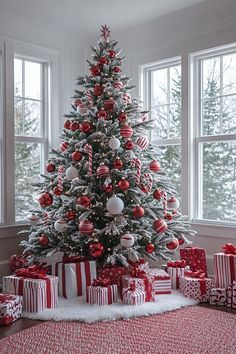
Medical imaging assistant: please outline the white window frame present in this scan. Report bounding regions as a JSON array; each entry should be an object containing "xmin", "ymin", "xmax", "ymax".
[
  {"xmin": 0, "ymin": 41, "xmax": 4, "ymax": 224},
  {"xmin": 190, "ymin": 43, "xmax": 236, "ymax": 227},
  {"xmin": 0, "ymin": 39, "xmax": 60, "ymax": 227}
]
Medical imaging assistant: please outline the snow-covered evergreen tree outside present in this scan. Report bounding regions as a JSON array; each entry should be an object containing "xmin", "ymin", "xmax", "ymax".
[{"xmin": 21, "ymin": 26, "xmax": 195, "ymax": 266}]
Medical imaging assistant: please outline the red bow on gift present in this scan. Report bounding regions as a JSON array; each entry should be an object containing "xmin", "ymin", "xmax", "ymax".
[
  {"xmin": 0, "ymin": 294, "xmax": 16, "ymax": 303},
  {"xmin": 222, "ymin": 243, "xmax": 236, "ymax": 255},
  {"xmin": 184, "ymin": 270, "xmax": 206, "ymax": 279},
  {"xmin": 123, "ymin": 283, "xmax": 136, "ymax": 295},
  {"xmin": 15, "ymin": 266, "xmax": 47, "ymax": 279},
  {"xmin": 167, "ymin": 260, "xmax": 186, "ymax": 268},
  {"xmin": 63, "ymin": 255, "xmax": 88, "ymax": 263},
  {"xmin": 92, "ymin": 278, "xmax": 111, "ymax": 287},
  {"xmin": 128, "ymin": 258, "xmax": 145, "ymax": 266},
  {"xmin": 129, "ymin": 267, "xmax": 147, "ymax": 278}
]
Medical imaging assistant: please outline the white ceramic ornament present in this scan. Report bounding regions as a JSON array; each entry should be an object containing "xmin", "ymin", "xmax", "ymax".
[
  {"xmin": 66, "ymin": 166, "xmax": 78, "ymax": 180},
  {"xmin": 108, "ymin": 137, "xmax": 120, "ymax": 150},
  {"xmin": 106, "ymin": 196, "xmax": 124, "ymax": 215},
  {"xmin": 77, "ymin": 104, "xmax": 87, "ymax": 115},
  {"xmin": 54, "ymin": 219, "xmax": 68, "ymax": 232},
  {"xmin": 167, "ymin": 196, "xmax": 180, "ymax": 210},
  {"xmin": 27, "ymin": 214, "xmax": 40, "ymax": 226},
  {"xmin": 120, "ymin": 234, "xmax": 134, "ymax": 248}
]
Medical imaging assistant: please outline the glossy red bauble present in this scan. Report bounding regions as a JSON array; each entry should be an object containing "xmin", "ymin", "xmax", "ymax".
[
  {"xmin": 118, "ymin": 178, "xmax": 130, "ymax": 191},
  {"xmin": 94, "ymin": 85, "xmax": 103, "ymax": 96},
  {"xmin": 113, "ymin": 66, "xmax": 121, "ymax": 73},
  {"xmin": 113, "ymin": 158, "xmax": 123, "ymax": 170},
  {"xmin": 77, "ymin": 195, "xmax": 91, "ymax": 208},
  {"xmin": 145, "ymin": 243, "xmax": 155, "ymax": 253},
  {"xmin": 90, "ymin": 65, "xmax": 101, "ymax": 76},
  {"xmin": 79, "ymin": 121, "xmax": 92, "ymax": 133},
  {"xmin": 97, "ymin": 165, "xmax": 110, "ymax": 178},
  {"xmin": 153, "ymin": 218, "xmax": 168, "ymax": 234},
  {"xmin": 99, "ymin": 56, "xmax": 108, "ymax": 65},
  {"xmin": 133, "ymin": 205, "xmax": 145, "ymax": 218},
  {"xmin": 97, "ymin": 109, "xmax": 108, "ymax": 119},
  {"xmin": 108, "ymin": 50, "xmax": 116, "ymax": 58},
  {"xmin": 66, "ymin": 210, "xmax": 76, "ymax": 220},
  {"xmin": 63, "ymin": 120, "xmax": 71, "ymax": 129},
  {"xmin": 39, "ymin": 192, "xmax": 53, "ymax": 208},
  {"xmin": 118, "ymin": 112, "xmax": 127, "ymax": 122},
  {"xmin": 120, "ymin": 125, "xmax": 133, "ymax": 139},
  {"xmin": 79, "ymin": 219, "xmax": 94, "ymax": 235},
  {"xmin": 124, "ymin": 140, "xmax": 134, "ymax": 150},
  {"xmin": 153, "ymin": 189, "xmax": 163, "ymax": 200},
  {"xmin": 104, "ymin": 97, "xmax": 115, "ymax": 111},
  {"xmin": 53, "ymin": 186, "xmax": 62, "ymax": 196},
  {"xmin": 39, "ymin": 234, "xmax": 49, "ymax": 247},
  {"xmin": 150, "ymin": 160, "xmax": 161, "ymax": 172},
  {"xmin": 166, "ymin": 239, "xmax": 179, "ymax": 250},
  {"xmin": 71, "ymin": 151, "xmax": 82, "ymax": 162},
  {"xmin": 89, "ymin": 242, "xmax": 104, "ymax": 258},
  {"xmin": 70, "ymin": 121, "xmax": 80, "ymax": 131},
  {"xmin": 141, "ymin": 186, "xmax": 148, "ymax": 194},
  {"xmin": 60, "ymin": 141, "xmax": 69, "ymax": 152},
  {"xmin": 103, "ymin": 184, "xmax": 113, "ymax": 193},
  {"xmin": 46, "ymin": 163, "xmax": 55, "ymax": 173},
  {"xmin": 164, "ymin": 213, "xmax": 173, "ymax": 221}
]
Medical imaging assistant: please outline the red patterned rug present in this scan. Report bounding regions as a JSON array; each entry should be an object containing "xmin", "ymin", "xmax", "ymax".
[{"xmin": 0, "ymin": 306, "xmax": 235, "ymax": 354}]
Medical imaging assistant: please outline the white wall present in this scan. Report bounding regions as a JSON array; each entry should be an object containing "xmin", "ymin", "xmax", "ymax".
[{"xmin": 112, "ymin": 0, "xmax": 236, "ymax": 275}]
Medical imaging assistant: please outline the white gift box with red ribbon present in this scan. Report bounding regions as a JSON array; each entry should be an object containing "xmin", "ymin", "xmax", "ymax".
[
  {"xmin": 0, "ymin": 293, "xmax": 23, "ymax": 325},
  {"xmin": 214, "ymin": 252, "xmax": 236, "ymax": 288},
  {"xmin": 86, "ymin": 283, "xmax": 118, "ymax": 305},
  {"xmin": 210, "ymin": 288, "xmax": 226, "ymax": 306},
  {"xmin": 179, "ymin": 275, "xmax": 215, "ymax": 302},
  {"xmin": 149, "ymin": 268, "xmax": 171, "ymax": 294},
  {"xmin": 122, "ymin": 287, "xmax": 146, "ymax": 306}
]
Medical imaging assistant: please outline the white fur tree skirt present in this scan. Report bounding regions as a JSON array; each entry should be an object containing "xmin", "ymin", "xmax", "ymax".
[{"xmin": 23, "ymin": 291, "xmax": 197, "ymax": 323}]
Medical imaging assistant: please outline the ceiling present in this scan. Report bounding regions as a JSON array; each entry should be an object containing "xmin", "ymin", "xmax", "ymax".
[{"xmin": 0, "ymin": 0, "xmax": 209, "ymax": 42}]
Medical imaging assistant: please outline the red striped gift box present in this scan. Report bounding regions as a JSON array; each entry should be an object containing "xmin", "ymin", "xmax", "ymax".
[
  {"xmin": 149, "ymin": 269, "xmax": 171, "ymax": 294},
  {"xmin": 86, "ymin": 284, "xmax": 117, "ymax": 305},
  {"xmin": 122, "ymin": 288, "xmax": 145, "ymax": 306},
  {"xmin": 214, "ymin": 253, "xmax": 236, "ymax": 288}
]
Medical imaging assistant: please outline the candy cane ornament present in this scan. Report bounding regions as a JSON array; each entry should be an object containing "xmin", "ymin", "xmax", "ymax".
[
  {"xmin": 58, "ymin": 165, "xmax": 65, "ymax": 191},
  {"xmin": 143, "ymin": 173, "xmax": 153, "ymax": 193},
  {"xmin": 43, "ymin": 212, "xmax": 48, "ymax": 227},
  {"xmin": 131, "ymin": 158, "xmax": 142, "ymax": 185},
  {"xmin": 163, "ymin": 191, "xmax": 167, "ymax": 214},
  {"xmin": 84, "ymin": 144, "xmax": 93, "ymax": 175}
]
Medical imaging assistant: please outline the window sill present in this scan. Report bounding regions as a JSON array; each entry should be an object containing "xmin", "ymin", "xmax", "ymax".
[
  {"xmin": 191, "ymin": 220, "xmax": 236, "ymax": 239},
  {"xmin": 0, "ymin": 224, "xmax": 29, "ymax": 239}
]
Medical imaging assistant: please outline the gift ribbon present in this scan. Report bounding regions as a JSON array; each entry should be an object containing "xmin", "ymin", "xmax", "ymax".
[
  {"xmin": 0, "ymin": 294, "xmax": 17, "ymax": 303},
  {"xmin": 15, "ymin": 267, "xmax": 52, "ymax": 308},
  {"xmin": 222, "ymin": 243, "xmax": 236, "ymax": 255},
  {"xmin": 129, "ymin": 268, "xmax": 147, "ymax": 278},
  {"xmin": 62, "ymin": 255, "xmax": 88, "ymax": 264},
  {"xmin": 184, "ymin": 270, "xmax": 207, "ymax": 296},
  {"xmin": 123, "ymin": 283, "xmax": 136, "ymax": 296},
  {"xmin": 129, "ymin": 269, "xmax": 153, "ymax": 302},
  {"xmin": 167, "ymin": 260, "xmax": 186, "ymax": 268},
  {"xmin": 92, "ymin": 278, "xmax": 111, "ymax": 287},
  {"xmin": 61, "ymin": 261, "xmax": 92, "ymax": 298},
  {"xmin": 128, "ymin": 258, "xmax": 146, "ymax": 266}
]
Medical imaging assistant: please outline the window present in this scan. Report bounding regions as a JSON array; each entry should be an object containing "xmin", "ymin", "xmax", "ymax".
[
  {"xmin": 141, "ymin": 58, "xmax": 181, "ymax": 198},
  {"xmin": 14, "ymin": 57, "xmax": 50, "ymax": 221},
  {"xmin": 192, "ymin": 46, "xmax": 236, "ymax": 223},
  {"xmin": 0, "ymin": 42, "xmax": 3, "ymax": 223}
]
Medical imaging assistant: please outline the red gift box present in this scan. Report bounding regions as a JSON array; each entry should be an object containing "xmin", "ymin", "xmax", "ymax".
[
  {"xmin": 180, "ymin": 247, "xmax": 207, "ymax": 275},
  {"xmin": 166, "ymin": 260, "xmax": 189, "ymax": 289},
  {"xmin": 0, "ymin": 293, "xmax": 23, "ymax": 325},
  {"xmin": 97, "ymin": 265, "xmax": 127, "ymax": 289},
  {"xmin": 179, "ymin": 270, "xmax": 214, "ymax": 302},
  {"xmin": 214, "ymin": 244, "xmax": 236, "ymax": 288},
  {"xmin": 86, "ymin": 279, "xmax": 118, "ymax": 305}
]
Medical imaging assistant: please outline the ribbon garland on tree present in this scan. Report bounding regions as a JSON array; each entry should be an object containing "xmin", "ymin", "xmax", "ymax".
[{"xmin": 167, "ymin": 260, "xmax": 186, "ymax": 268}]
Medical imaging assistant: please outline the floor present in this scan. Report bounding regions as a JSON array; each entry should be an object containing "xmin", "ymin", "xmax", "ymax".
[{"xmin": 0, "ymin": 303, "xmax": 235, "ymax": 340}]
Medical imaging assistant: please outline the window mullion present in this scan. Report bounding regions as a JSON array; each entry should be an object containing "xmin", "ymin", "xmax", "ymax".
[
  {"xmin": 219, "ymin": 55, "xmax": 223, "ymax": 134},
  {"xmin": 167, "ymin": 67, "xmax": 170, "ymax": 139}
]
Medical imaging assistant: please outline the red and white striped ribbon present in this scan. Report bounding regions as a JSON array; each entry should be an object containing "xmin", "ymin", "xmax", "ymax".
[
  {"xmin": 43, "ymin": 212, "xmax": 48, "ymax": 227},
  {"xmin": 58, "ymin": 165, "xmax": 65, "ymax": 191},
  {"xmin": 84, "ymin": 144, "xmax": 93, "ymax": 175},
  {"xmin": 86, "ymin": 90, "xmax": 93, "ymax": 105},
  {"xmin": 143, "ymin": 173, "xmax": 153, "ymax": 192},
  {"xmin": 131, "ymin": 158, "xmax": 142, "ymax": 185}
]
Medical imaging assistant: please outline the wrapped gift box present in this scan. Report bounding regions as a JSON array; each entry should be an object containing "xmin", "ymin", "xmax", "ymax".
[
  {"xmin": 97, "ymin": 265, "xmax": 127, "ymax": 289},
  {"xmin": 128, "ymin": 259, "xmax": 149, "ymax": 273},
  {"xmin": 122, "ymin": 274, "xmax": 154, "ymax": 302},
  {"xmin": 149, "ymin": 268, "xmax": 171, "ymax": 294},
  {"xmin": 86, "ymin": 281, "xmax": 118, "ymax": 305},
  {"xmin": 122, "ymin": 287, "xmax": 145, "ymax": 306},
  {"xmin": 226, "ymin": 281, "xmax": 236, "ymax": 309},
  {"xmin": 3, "ymin": 272, "xmax": 58, "ymax": 313},
  {"xmin": 166, "ymin": 260, "xmax": 189, "ymax": 289},
  {"xmin": 52, "ymin": 260, "xmax": 96, "ymax": 299},
  {"xmin": 214, "ymin": 252, "xmax": 236, "ymax": 288},
  {"xmin": 0, "ymin": 294, "xmax": 23, "ymax": 325},
  {"xmin": 210, "ymin": 288, "xmax": 226, "ymax": 306},
  {"xmin": 179, "ymin": 274, "xmax": 215, "ymax": 302},
  {"xmin": 180, "ymin": 247, "xmax": 207, "ymax": 275}
]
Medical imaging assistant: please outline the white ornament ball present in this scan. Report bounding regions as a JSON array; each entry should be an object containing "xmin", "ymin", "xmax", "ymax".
[
  {"xmin": 77, "ymin": 104, "xmax": 87, "ymax": 115},
  {"xmin": 54, "ymin": 219, "xmax": 68, "ymax": 232},
  {"xmin": 106, "ymin": 196, "xmax": 124, "ymax": 215},
  {"xmin": 27, "ymin": 214, "xmax": 40, "ymax": 226},
  {"xmin": 66, "ymin": 166, "xmax": 78, "ymax": 180},
  {"xmin": 120, "ymin": 234, "xmax": 135, "ymax": 248},
  {"xmin": 167, "ymin": 196, "xmax": 180, "ymax": 210},
  {"xmin": 108, "ymin": 137, "xmax": 120, "ymax": 150}
]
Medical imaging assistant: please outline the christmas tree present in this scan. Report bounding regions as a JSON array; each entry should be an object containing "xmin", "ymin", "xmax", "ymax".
[{"xmin": 21, "ymin": 25, "xmax": 195, "ymax": 266}]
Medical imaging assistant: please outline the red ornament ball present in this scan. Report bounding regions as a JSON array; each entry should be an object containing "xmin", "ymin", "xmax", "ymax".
[
  {"xmin": 104, "ymin": 97, "xmax": 115, "ymax": 111},
  {"xmin": 153, "ymin": 218, "xmax": 168, "ymax": 234},
  {"xmin": 39, "ymin": 234, "xmax": 49, "ymax": 247},
  {"xmin": 133, "ymin": 205, "xmax": 145, "ymax": 218},
  {"xmin": 71, "ymin": 151, "xmax": 82, "ymax": 162},
  {"xmin": 53, "ymin": 186, "xmax": 62, "ymax": 196},
  {"xmin": 118, "ymin": 112, "xmax": 127, "ymax": 123},
  {"xmin": 77, "ymin": 195, "xmax": 91, "ymax": 208},
  {"xmin": 80, "ymin": 121, "xmax": 92, "ymax": 133},
  {"xmin": 145, "ymin": 243, "xmax": 155, "ymax": 253},
  {"xmin": 63, "ymin": 120, "xmax": 71, "ymax": 129},
  {"xmin": 39, "ymin": 192, "xmax": 53, "ymax": 208},
  {"xmin": 46, "ymin": 163, "xmax": 55, "ymax": 173},
  {"xmin": 108, "ymin": 50, "xmax": 116, "ymax": 58},
  {"xmin": 70, "ymin": 121, "xmax": 80, "ymax": 131},
  {"xmin": 113, "ymin": 158, "xmax": 123, "ymax": 170},
  {"xmin": 79, "ymin": 219, "xmax": 94, "ymax": 235},
  {"xmin": 103, "ymin": 184, "xmax": 113, "ymax": 193},
  {"xmin": 94, "ymin": 85, "xmax": 103, "ymax": 96},
  {"xmin": 118, "ymin": 178, "xmax": 129, "ymax": 191},
  {"xmin": 153, "ymin": 189, "xmax": 163, "ymax": 200},
  {"xmin": 166, "ymin": 239, "xmax": 179, "ymax": 250},
  {"xmin": 113, "ymin": 66, "xmax": 121, "ymax": 73},
  {"xmin": 120, "ymin": 125, "xmax": 133, "ymax": 139},
  {"xmin": 66, "ymin": 210, "xmax": 76, "ymax": 220},
  {"xmin": 164, "ymin": 213, "xmax": 173, "ymax": 221},
  {"xmin": 124, "ymin": 140, "xmax": 134, "ymax": 150},
  {"xmin": 150, "ymin": 160, "xmax": 161, "ymax": 172},
  {"xmin": 90, "ymin": 65, "xmax": 101, "ymax": 76},
  {"xmin": 89, "ymin": 242, "xmax": 104, "ymax": 258},
  {"xmin": 97, "ymin": 109, "xmax": 108, "ymax": 119},
  {"xmin": 97, "ymin": 164, "xmax": 110, "ymax": 178},
  {"xmin": 178, "ymin": 238, "xmax": 185, "ymax": 246},
  {"xmin": 141, "ymin": 185, "xmax": 148, "ymax": 194},
  {"xmin": 99, "ymin": 56, "xmax": 108, "ymax": 65},
  {"xmin": 60, "ymin": 141, "xmax": 69, "ymax": 152}
]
